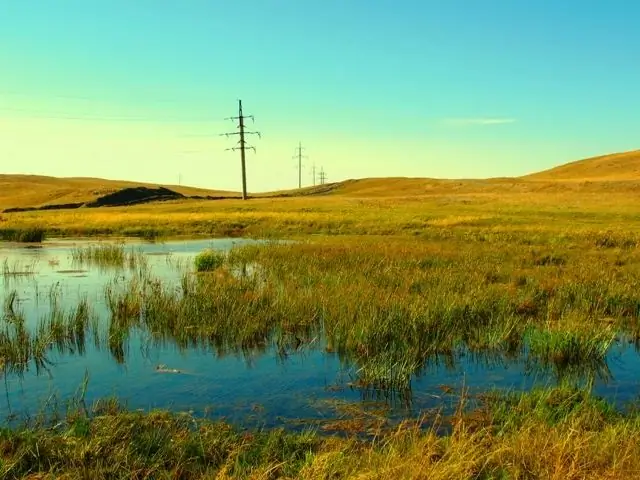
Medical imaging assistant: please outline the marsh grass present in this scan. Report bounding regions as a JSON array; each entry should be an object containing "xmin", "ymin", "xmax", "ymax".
[
  {"xmin": 526, "ymin": 327, "xmax": 616, "ymax": 369},
  {"xmin": 1, "ymin": 287, "xmax": 97, "ymax": 376},
  {"xmin": 92, "ymin": 237, "xmax": 640, "ymax": 391},
  {"xmin": 3, "ymin": 387, "xmax": 640, "ymax": 479},
  {"xmin": 70, "ymin": 242, "xmax": 147, "ymax": 270},
  {"xmin": 2, "ymin": 258, "xmax": 38, "ymax": 277},
  {"xmin": 1, "ymin": 291, "xmax": 51, "ymax": 376},
  {"xmin": 194, "ymin": 248, "xmax": 225, "ymax": 272},
  {"xmin": 3, "ymin": 232, "xmax": 640, "ymax": 476}
]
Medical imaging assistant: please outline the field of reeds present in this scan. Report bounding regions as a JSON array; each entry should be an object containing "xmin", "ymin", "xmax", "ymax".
[{"xmin": 4, "ymin": 188, "xmax": 640, "ymax": 477}]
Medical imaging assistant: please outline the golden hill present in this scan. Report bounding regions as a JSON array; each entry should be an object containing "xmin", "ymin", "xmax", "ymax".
[
  {"xmin": 0, "ymin": 174, "xmax": 235, "ymax": 210},
  {"xmin": 2, "ymin": 149, "xmax": 640, "ymax": 210},
  {"xmin": 524, "ymin": 150, "xmax": 640, "ymax": 181}
]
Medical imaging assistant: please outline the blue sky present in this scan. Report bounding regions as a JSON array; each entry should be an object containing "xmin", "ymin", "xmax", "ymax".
[{"xmin": 1, "ymin": 1, "xmax": 639, "ymax": 192}]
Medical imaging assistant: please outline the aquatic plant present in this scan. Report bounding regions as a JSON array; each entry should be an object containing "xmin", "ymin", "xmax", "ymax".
[
  {"xmin": 194, "ymin": 249, "xmax": 225, "ymax": 272},
  {"xmin": 2, "ymin": 258, "xmax": 38, "ymax": 277},
  {"xmin": 70, "ymin": 242, "xmax": 147, "ymax": 270}
]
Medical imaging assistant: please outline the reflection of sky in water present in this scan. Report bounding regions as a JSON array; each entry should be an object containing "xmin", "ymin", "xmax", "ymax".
[{"xmin": 1, "ymin": 238, "xmax": 640, "ymax": 428}]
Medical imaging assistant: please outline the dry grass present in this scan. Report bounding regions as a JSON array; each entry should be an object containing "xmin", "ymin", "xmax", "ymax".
[
  {"xmin": 525, "ymin": 149, "xmax": 640, "ymax": 181},
  {"xmin": 0, "ymin": 174, "xmax": 236, "ymax": 210},
  {"xmin": 4, "ymin": 185, "xmax": 640, "ymax": 241},
  {"xmin": 3, "ymin": 148, "xmax": 640, "ymax": 212},
  {"xmin": 2, "ymin": 388, "xmax": 640, "ymax": 479}
]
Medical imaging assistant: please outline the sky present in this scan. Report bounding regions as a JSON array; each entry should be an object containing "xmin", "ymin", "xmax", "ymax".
[{"xmin": 1, "ymin": 0, "xmax": 640, "ymax": 192}]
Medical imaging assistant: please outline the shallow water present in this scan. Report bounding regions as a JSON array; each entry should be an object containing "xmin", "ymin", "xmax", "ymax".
[{"xmin": 1, "ymin": 237, "xmax": 640, "ymax": 430}]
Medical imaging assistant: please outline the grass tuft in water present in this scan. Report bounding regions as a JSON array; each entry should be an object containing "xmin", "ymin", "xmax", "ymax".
[
  {"xmin": 71, "ymin": 242, "xmax": 147, "ymax": 270},
  {"xmin": 194, "ymin": 249, "xmax": 225, "ymax": 272}
]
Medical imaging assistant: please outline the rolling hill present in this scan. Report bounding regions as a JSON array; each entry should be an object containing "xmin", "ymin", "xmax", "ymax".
[
  {"xmin": 523, "ymin": 150, "xmax": 640, "ymax": 181},
  {"xmin": 1, "ymin": 148, "xmax": 639, "ymax": 210},
  {"xmin": 0, "ymin": 175, "xmax": 236, "ymax": 210}
]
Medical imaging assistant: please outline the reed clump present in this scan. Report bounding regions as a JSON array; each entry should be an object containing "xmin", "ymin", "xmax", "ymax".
[
  {"xmin": 194, "ymin": 248, "xmax": 225, "ymax": 272},
  {"xmin": 1, "ymin": 288, "xmax": 97, "ymax": 376},
  {"xmin": 70, "ymin": 242, "xmax": 147, "ymax": 270}
]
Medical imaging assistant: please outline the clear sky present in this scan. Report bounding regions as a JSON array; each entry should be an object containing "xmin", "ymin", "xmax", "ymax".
[{"xmin": 1, "ymin": 1, "xmax": 639, "ymax": 192}]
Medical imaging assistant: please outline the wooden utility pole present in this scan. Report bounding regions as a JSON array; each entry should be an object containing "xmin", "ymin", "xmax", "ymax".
[
  {"xmin": 292, "ymin": 142, "xmax": 308, "ymax": 189},
  {"xmin": 221, "ymin": 100, "xmax": 260, "ymax": 200}
]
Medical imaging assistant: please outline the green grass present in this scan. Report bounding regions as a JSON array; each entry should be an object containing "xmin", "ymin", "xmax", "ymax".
[
  {"xmin": 70, "ymin": 243, "xmax": 148, "ymax": 270},
  {"xmin": 0, "ymin": 288, "xmax": 97, "ymax": 376},
  {"xmin": 194, "ymin": 249, "xmax": 225, "ymax": 272}
]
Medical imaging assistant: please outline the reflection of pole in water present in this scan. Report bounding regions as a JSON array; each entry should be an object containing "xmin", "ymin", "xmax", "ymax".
[{"xmin": 3, "ymin": 371, "xmax": 11, "ymax": 415}]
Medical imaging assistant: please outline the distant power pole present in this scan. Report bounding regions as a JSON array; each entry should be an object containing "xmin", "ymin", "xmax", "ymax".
[
  {"xmin": 293, "ymin": 142, "xmax": 308, "ymax": 189},
  {"xmin": 312, "ymin": 163, "xmax": 316, "ymax": 186},
  {"xmin": 221, "ymin": 100, "xmax": 261, "ymax": 200},
  {"xmin": 319, "ymin": 167, "xmax": 327, "ymax": 185}
]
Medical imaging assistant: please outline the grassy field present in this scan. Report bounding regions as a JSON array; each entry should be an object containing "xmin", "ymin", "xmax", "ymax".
[
  {"xmin": 4, "ymin": 152, "xmax": 640, "ymax": 477},
  {"xmin": 3, "ymin": 180, "xmax": 640, "ymax": 242}
]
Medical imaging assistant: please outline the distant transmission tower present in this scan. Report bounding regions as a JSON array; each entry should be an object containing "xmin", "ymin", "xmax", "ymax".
[
  {"xmin": 319, "ymin": 167, "xmax": 327, "ymax": 185},
  {"xmin": 221, "ymin": 100, "xmax": 261, "ymax": 200},
  {"xmin": 311, "ymin": 163, "xmax": 316, "ymax": 186},
  {"xmin": 293, "ymin": 142, "xmax": 308, "ymax": 189}
]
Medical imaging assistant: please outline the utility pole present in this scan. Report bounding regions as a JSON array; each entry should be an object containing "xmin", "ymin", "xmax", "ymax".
[
  {"xmin": 292, "ymin": 142, "xmax": 308, "ymax": 189},
  {"xmin": 312, "ymin": 163, "xmax": 316, "ymax": 186},
  {"xmin": 319, "ymin": 167, "xmax": 327, "ymax": 185},
  {"xmin": 221, "ymin": 100, "xmax": 260, "ymax": 200}
]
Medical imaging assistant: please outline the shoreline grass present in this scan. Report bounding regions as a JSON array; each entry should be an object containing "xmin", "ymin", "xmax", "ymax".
[{"xmin": 2, "ymin": 386, "xmax": 640, "ymax": 479}]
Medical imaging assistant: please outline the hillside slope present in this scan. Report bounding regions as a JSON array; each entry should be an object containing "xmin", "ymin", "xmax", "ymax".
[
  {"xmin": 524, "ymin": 150, "xmax": 640, "ymax": 181},
  {"xmin": 0, "ymin": 174, "xmax": 236, "ymax": 210},
  {"xmin": 3, "ymin": 148, "xmax": 640, "ymax": 210}
]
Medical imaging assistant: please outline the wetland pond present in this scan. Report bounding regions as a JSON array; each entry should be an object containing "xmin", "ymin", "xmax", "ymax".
[{"xmin": 2, "ymin": 237, "xmax": 640, "ymax": 432}]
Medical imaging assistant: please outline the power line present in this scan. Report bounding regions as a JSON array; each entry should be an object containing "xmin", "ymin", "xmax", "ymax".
[
  {"xmin": 319, "ymin": 167, "xmax": 327, "ymax": 185},
  {"xmin": 220, "ymin": 99, "xmax": 260, "ymax": 200},
  {"xmin": 0, "ymin": 107, "xmax": 219, "ymax": 123},
  {"xmin": 292, "ymin": 141, "xmax": 308, "ymax": 189}
]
